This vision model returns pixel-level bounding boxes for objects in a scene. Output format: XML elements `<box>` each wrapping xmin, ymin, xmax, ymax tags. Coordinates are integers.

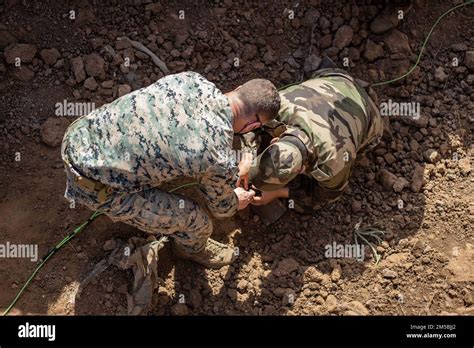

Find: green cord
<box><xmin>371</xmin><ymin>1</ymin><xmax>473</xmax><ymax>87</ymax></box>
<box><xmin>1</xmin><ymin>182</ymin><xmax>198</xmax><ymax>316</ymax></box>
<box><xmin>2</xmin><ymin>211</ymin><xmax>104</xmax><ymax>316</ymax></box>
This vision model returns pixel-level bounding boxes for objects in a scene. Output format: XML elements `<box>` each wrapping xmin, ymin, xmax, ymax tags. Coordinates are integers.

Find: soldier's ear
<box><xmin>299</xmin><ymin>165</ymin><xmax>305</xmax><ymax>174</ymax></box>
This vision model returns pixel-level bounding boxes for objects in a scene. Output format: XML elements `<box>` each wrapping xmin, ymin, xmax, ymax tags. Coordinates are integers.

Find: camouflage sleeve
<box><xmin>199</xmin><ymin>164</ymin><xmax>239</xmax><ymax>219</ymax></box>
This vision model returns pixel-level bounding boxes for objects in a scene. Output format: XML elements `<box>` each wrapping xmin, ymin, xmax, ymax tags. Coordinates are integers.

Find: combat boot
<box><xmin>173</xmin><ymin>238</ymin><xmax>236</xmax><ymax>269</ymax></box>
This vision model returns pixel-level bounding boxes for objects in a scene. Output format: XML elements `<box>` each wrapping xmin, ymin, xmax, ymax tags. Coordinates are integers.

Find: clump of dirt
<box><xmin>0</xmin><ymin>0</ymin><xmax>472</xmax><ymax>316</ymax></box>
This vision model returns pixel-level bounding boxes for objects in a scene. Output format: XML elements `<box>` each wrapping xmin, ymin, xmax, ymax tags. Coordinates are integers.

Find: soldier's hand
<box><xmin>251</xmin><ymin>190</ymin><xmax>279</xmax><ymax>206</ymax></box>
<box><xmin>237</xmin><ymin>152</ymin><xmax>254</xmax><ymax>190</ymax></box>
<box><xmin>252</xmin><ymin>187</ymin><xmax>289</xmax><ymax>206</ymax></box>
<box><xmin>235</xmin><ymin>187</ymin><xmax>256</xmax><ymax>210</ymax></box>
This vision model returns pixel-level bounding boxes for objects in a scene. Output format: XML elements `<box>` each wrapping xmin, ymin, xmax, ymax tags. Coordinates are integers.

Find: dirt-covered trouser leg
<box><xmin>64</xmin><ymin>171</ymin><xmax>212</xmax><ymax>253</ymax></box>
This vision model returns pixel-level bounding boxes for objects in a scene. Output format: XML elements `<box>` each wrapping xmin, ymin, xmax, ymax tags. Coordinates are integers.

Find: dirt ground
<box><xmin>0</xmin><ymin>0</ymin><xmax>472</xmax><ymax>316</ymax></box>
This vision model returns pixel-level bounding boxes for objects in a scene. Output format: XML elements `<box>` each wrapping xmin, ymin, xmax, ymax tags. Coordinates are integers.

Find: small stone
<box><xmin>242</xmin><ymin>44</ymin><xmax>257</xmax><ymax>61</ymax></box>
<box><xmin>319</xmin><ymin>34</ymin><xmax>332</xmax><ymax>49</ymax></box>
<box><xmin>434</xmin><ymin>66</ymin><xmax>448</xmax><ymax>82</ymax></box>
<box><xmin>364</xmin><ymin>39</ymin><xmax>384</xmax><ymax>62</ymax></box>
<box><xmin>384</xmin><ymin>30</ymin><xmax>411</xmax><ymax>55</ymax></box>
<box><xmin>174</xmin><ymin>32</ymin><xmax>189</xmax><ymax>48</ymax></box>
<box><xmin>40</xmin><ymin>48</ymin><xmax>60</xmax><ymax>65</ymax></box>
<box><xmin>378</xmin><ymin>169</ymin><xmax>397</xmax><ymax>191</ymax></box>
<box><xmin>325</xmin><ymin>294</ymin><xmax>338</xmax><ymax>312</ymax></box>
<box><xmin>344</xmin><ymin>301</ymin><xmax>369</xmax><ymax>315</ymax></box>
<box><xmin>410</xmin><ymin>166</ymin><xmax>424</xmax><ymax>193</ymax></box>
<box><xmin>84</xmin><ymin>77</ymin><xmax>98</xmax><ymax>90</ymax></box>
<box><xmin>370</xmin><ymin>12</ymin><xmax>400</xmax><ymax>34</ymax></box>
<box><xmin>117</xmin><ymin>84</ymin><xmax>132</xmax><ymax>97</ymax></box>
<box><xmin>423</xmin><ymin>149</ymin><xmax>439</xmax><ymax>164</ymax></box>
<box><xmin>103</xmin><ymin>239</ymin><xmax>116</xmax><ymax>251</ymax></box>
<box><xmin>383</xmin><ymin>152</ymin><xmax>396</xmax><ymax>165</ymax></box>
<box><xmin>71</xmin><ymin>56</ymin><xmax>86</xmax><ymax>82</ymax></box>
<box><xmin>393</xmin><ymin>177</ymin><xmax>409</xmax><ymax>193</ymax></box>
<box><xmin>145</xmin><ymin>3</ymin><xmax>162</xmax><ymax>13</ymax></box>
<box><xmin>4</xmin><ymin>43</ymin><xmax>37</xmax><ymax>64</ymax></box>
<box><xmin>171</xmin><ymin>303</ymin><xmax>189</xmax><ymax>315</ymax></box>
<box><xmin>303</xmin><ymin>54</ymin><xmax>322</xmax><ymax>74</ymax></box>
<box><xmin>464</xmin><ymin>51</ymin><xmax>474</xmax><ymax>71</ymax></box>
<box><xmin>40</xmin><ymin>117</ymin><xmax>70</xmax><ymax>147</ymax></box>
<box><xmin>14</xmin><ymin>67</ymin><xmax>34</xmax><ymax>81</ymax></box>
<box><xmin>382</xmin><ymin>268</ymin><xmax>398</xmax><ymax>279</ymax></box>
<box><xmin>84</xmin><ymin>53</ymin><xmax>106</xmax><ymax>78</ymax></box>
<box><xmin>458</xmin><ymin>157</ymin><xmax>471</xmax><ymax>175</ymax></box>
<box><xmin>101</xmin><ymin>80</ymin><xmax>114</xmax><ymax>89</ymax></box>
<box><xmin>351</xmin><ymin>199</ymin><xmax>362</xmax><ymax>213</ymax></box>
<box><xmin>273</xmin><ymin>257</ymin><xmax>299</xmax><ymax>277</ymax></box>
<box><xmin>333</xmin><ymin>25</ymin><xmax>353</xmax><ymax>50</ymax></box>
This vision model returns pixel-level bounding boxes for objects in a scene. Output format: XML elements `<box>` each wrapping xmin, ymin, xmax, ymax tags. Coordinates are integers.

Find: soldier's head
<box><xmin>249</xmin><ymin>136</ymin><xmax>307</xmax><ymax>191</ymax></box>
<box><xmin>226</xmin><ymin>79</ymin><xmax>280</xmax><ymax>134</ymax></box>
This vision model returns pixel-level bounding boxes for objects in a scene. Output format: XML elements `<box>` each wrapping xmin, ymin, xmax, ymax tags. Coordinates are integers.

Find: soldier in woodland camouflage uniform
<box><xmin>246</xmin><ymin>68</ymin><xmax>384</xmax><ymax>213</ymax></box>
<box><xmin>62</xmin><ymin>71</ymin><xmax>280</xmax><ymax>268</ymax></box>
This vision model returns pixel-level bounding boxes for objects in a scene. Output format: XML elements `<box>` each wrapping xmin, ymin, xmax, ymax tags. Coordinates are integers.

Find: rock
<box><xmin>364</xmin><ymin>39</ymin><xmax>384</xmax><ymax>62</ymax></box>
<box><xmin>117</xmin><ymin>84</ymin><xmax>132</xmax><ymax>97</ymax></box>
<box><xmin>464</xmin><ymin>51</ymin><xmax>474</xmax><ymax>71</ymax></box>
<box><xmin>383</xmin><ymin>30</ymin><xmax>411</xmax><ymax>55</ymax></box>
<box><xmin>13</xmin><ymin>67</ymin><xmax>34</xmax><ymax>81</ymax></box>
<box><xmin>145</xmin><ymin>3</ymin><xmax>162</xmax><ymax>13</ymax></box>
<box><xmin>242</xmin><ymin>44</ymin><xmax>257</xmax><ymax>61</ymax></box>
<box><xmin>423</xmin><ymin>149</ymin><xmax>439</xmax><ymax>164</ymax></box>
<box><xmin>393</xmin><ymin>177</ymin><xmax>409</xmax><ymax>193</ymax></box>
<box><xmin>383</xmin><ymin>152</ymin><xmax>396</xmax><ymax>165</ymax></box>
<box><xmin>333</xmin><ymin>25</ymin><xmax>353</xmax><ymax>50</ymax></box>
<box><xmin>263</xmin><ymin>49</ymin><xmax>276</xmax><ymax>64</ymax></box>
<box><xmin>4</xmin><ymin>43</ymin><xmax>37</xmax><ymax>64</ymax></box>
<box><xmin>71</xmin><ymin>56</ymin><xmax>86</xmax><ymax>82</ymax></box>
<box><xmin>40</xmin><ymin>117</ymin><xmax>70</xmax><ymax>147</ymax></box>
<box><xmin>40</xmin><ymin>48</ymin><xmax>60</xmax><ymax>65</ymax></box>
<box><xmin>115</xmin><ymin>38</ymin><xmax>131</xmax><ymax>50</ymax></box>
<box><xmin>303</xmin><ymin>266</ymin><xmax>323</xmax><ymax>282</ymax></box>
<box><xmin>378</xmin><ymin>169</ymin><xmax>397</xmax><ymax>191</ymax></box>
<box><xmin>319</xmin><ymin>34</ymin><xmax>332</xmax><ymax>49</ymax></box>
<box><xmin>101</xmin><ymin>80</ymin><xmax>114</xmax><ymax>89</ymax></box>
<box><xmin>84</xmin><ymin>77</ymin><xmax>98</xmax><ymax>90</ymax></box>
<box><xmin>325</xmin><ymin>294</ymin><xmax>338</xmax><ymax>312</ymax></box>
<box><xmin>319</xmin><ymin>16</ymin><xmax>330</xmax><ymax>31</ymax></box>
<box><xmin>351</xmin><ymin>199</ymin><xmax>362</xmax><ymax>212</ymax></box>
<box><xmin>411</xmin><ymin>165</ymin><xmax>425</xmax><ymax>193</ymax></box>
<box><xmin>382</xmin><ymin>268</ymin><xmax>398</xmax><ymax>279</ymax></box>
<box><xmin>103</xmin><ymin>239</ymin><xmax>116</xmax><ymax>251</ymax></box>
<box><xmin>434</xmin><ymin>66</ymin><xmax>448</xmax><ymax>82</ymax></box>
<box><xmin>280</xmin><ymin>70</ymin><xmax>292</xmax><ymax>83</ymax></box>
<box><xmin>76</xmin><ymin>8</ymin><xmax>95</xmax><ymax>24</ymax></box>
<box><xmin>303</xmin><ymin>54</ymin><xmax>321</xmax><ymax>74</ymax></box>
<box><xmin>273</xmin><ymin>257</ymin><xmax>299</xmax><ymax>277</ymax></box>
<box><xmin>344</xmin><ymin>301</ymin><xmax>369</xmax><ymax>315</ymax></box>
<box><xmin>458</xmin><ymin>157</ymin><xmax>471</xmax><ymax>175</ymax></box>
<box><xmin>330</xmin><ymin>262</ymin><xmax>342</xmax><ymax>282</ymax></box>
<box><xmin>0</xmin><ymin>30</ymin><xmax>17</xmax><ymax>48</ymax></box>
<box><xmin>370</xmin><ymin>12</ymin><xmax>400</xmax><ymax>34</ymax></box>
<box><xmin>84</xmin><ymin>53</ymin><xmax>106</xmax><ymax>78</ymax></box>
<box><xmin>171</xmin><ymin>303</ymin><xmax>189</xmax><ymax>315</ymax></box>
<box><xmin>174</xmin><ymin>32</ymin><xmax>189</xmax><ymax>48</ymax></box>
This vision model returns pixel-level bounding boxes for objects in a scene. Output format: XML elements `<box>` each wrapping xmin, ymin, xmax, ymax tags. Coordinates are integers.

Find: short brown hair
<box><xmin>236</xmin><ymin>79</ymin><xmax>280</xmax><ymax>123</ymax></box>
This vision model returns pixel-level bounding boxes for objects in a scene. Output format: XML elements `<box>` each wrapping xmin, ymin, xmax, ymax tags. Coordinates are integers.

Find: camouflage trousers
<box><xmin>63</xmin><ymin>166</ymin><xmax>212</xmax><ymax>253</ymax></box>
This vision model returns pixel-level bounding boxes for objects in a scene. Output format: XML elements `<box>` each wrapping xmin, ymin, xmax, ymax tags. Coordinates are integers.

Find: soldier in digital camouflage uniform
<box><xmin>245</xmin><ymin>68</ymin><xmax>384</xmax><ymax>213</ymax></box>
<box><xmin>61</xmin><ymin>71</ymin><xmax>280</xmax><ymax>268</ymax></box>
